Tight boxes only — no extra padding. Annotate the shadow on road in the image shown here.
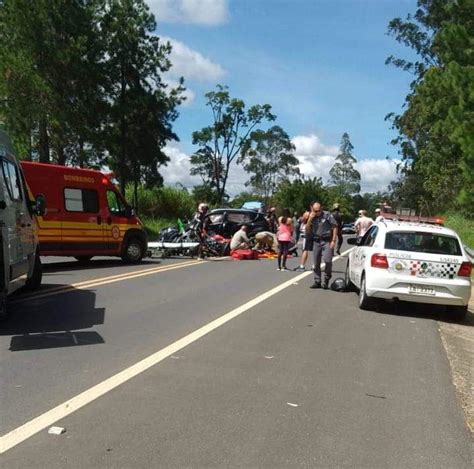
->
[368,299,474,327]
[2,286,105,351]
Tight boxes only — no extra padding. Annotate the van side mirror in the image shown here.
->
[34,194,46,216]
[347,237,359,245]
[124,206,133,218]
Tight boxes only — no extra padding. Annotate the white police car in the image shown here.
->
[345,220,472,320]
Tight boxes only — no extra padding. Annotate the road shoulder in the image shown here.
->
[439,289,474,434]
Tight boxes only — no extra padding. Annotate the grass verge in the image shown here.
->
[142,217,176,239]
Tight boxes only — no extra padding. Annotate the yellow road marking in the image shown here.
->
[12,259,202,303]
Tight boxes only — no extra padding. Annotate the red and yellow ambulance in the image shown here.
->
[21,162,147,263]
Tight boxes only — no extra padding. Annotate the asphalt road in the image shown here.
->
[0,244,472,468]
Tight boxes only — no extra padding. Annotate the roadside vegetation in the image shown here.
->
[444,214,474,249]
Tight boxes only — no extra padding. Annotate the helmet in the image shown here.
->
[330,277,347,292]
[198,203,209,212]
[333,203,340,210]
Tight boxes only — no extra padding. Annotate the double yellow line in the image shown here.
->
[13,259,202,303]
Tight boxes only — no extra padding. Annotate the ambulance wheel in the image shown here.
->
[25,252,42,291]
[75,256,92,263]
[448,305,468,322]
[358,274,376,311]
[122,238,143,263]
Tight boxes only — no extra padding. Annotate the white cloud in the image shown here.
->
[292,134,339,158]
[356,159,399,193]
[160,144,200,188]
[150,0,229,25]
[292,133,398,193]
[163,36,226,82]
[161,136,399,197]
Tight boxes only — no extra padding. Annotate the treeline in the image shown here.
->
[0,0,184,191]
[386,0,473,216]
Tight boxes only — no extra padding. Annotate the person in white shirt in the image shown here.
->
[230,224,251,251]
[355,210,374,239]
[374,208,384,223]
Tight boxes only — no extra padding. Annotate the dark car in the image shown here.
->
[342,223,356,234]
[205,208,270,238]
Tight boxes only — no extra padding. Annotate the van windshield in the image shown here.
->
[385,231,461,256]
[107,190,127,215]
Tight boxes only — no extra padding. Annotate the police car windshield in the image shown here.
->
[385,231,461,256]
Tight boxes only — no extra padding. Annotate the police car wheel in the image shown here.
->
[447,305,468,322]
[122,238,143,263]
[358,275,375,311]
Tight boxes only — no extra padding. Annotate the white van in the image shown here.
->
[0,130,45,319]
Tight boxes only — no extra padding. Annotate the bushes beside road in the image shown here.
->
[444,213,473,249]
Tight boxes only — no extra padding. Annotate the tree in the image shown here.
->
[101,0,185,199]
[386,0,474,214]
[273,176,329,214]
[190,85,276,205]
[0,0,106,164]
[329,133,361,196]
[239,125,299,204]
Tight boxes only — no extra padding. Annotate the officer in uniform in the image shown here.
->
[306,202,338,289]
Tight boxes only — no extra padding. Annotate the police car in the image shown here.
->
[345,220,472,320]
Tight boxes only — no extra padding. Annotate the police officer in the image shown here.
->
[306,201,338,289]
[331,203,343,255]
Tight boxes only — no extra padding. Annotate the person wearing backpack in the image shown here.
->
[306,202,338,289]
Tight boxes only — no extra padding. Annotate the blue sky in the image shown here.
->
[148,0,417,194]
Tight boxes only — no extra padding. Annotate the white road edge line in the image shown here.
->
[0,248,352,454]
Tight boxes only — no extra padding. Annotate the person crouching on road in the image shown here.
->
[276,209,293,271]
[307,202,338,289]
[230,224,251,251]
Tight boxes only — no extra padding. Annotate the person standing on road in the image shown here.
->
[294,209,311,271]
[307,202,338,289]
[331,203,344,255]
[277,209,293,271]
[266,207,278,234]
[355,210,374,240]
[193,202,210,259]
[374,208,384,223]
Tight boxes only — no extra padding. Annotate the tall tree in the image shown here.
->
[190,85,276,205]
[329,132,361,196]
[239,125,299,204]
[386,0,474,214]
[0,0,105,164]
[101,0,185,196]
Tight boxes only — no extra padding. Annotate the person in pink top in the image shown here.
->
[276,209,293,271]
[355,210,374,240]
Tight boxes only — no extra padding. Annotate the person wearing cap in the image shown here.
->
[374,208,384,223]
[331,203,343,255]
[230,224,251,251]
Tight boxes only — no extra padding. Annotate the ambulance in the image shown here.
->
[21,162,147,263]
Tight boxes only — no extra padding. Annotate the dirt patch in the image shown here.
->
[439,290,474,434]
